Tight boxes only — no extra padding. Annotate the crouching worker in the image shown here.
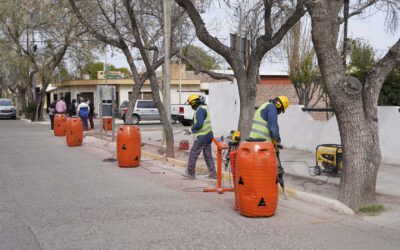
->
[183,94,217,179]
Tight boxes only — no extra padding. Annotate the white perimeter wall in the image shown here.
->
[208,81,240,137]
[207,82,399,164]
[280,105,400,165]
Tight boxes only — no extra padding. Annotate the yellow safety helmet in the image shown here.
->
[187,94,200,105]
[275,96,290,113]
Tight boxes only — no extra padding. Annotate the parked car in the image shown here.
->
[171,104,193,126]
[0,99,17,120]
[120,100,160,124]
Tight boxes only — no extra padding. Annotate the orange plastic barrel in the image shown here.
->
[54,114,67,136]
[236,140,278,217]
[230,150,239,210]
[66,117,83,147]
[117,125,141,167]
[103,117,112,131]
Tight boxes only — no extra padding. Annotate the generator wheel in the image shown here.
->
[314,166,322,175]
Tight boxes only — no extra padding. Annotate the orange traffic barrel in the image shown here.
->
[103,117,112,131]
[66,117,83,147]
[117,125,141,167]
[236,139,278,217]
[54,114,67,136]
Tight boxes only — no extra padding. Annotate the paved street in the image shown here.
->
[1,120,400,249]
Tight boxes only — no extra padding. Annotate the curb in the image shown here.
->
[142,146,355,215]
[84,135,356,216]
[19,117,50,125]
[283,187,354,215]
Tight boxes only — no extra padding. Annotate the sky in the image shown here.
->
[105,3,399,73]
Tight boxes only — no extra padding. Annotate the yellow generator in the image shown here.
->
[313,144,343,176]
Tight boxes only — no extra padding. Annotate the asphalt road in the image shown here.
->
[1,120,399,249]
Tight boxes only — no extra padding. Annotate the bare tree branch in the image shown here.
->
[177,53,234,81]
[339,0,379,23]
[175,0,237,68]
[366,38,400,93]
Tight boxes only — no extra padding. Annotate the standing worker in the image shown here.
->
[249,96,289,143]
[68,99,77,117]
[249,95,290,184]
[87,99,95,130]
[48,100,57,130]
[77,98,90,131]
[55,97,67,114]
[183,94,216,179]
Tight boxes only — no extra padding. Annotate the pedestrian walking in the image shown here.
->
[68,99,77,117]
[55,97,67,114]
[88,99,95,129]
[183,94,216,179]
[48,100,57,130]
[77,98,90,131]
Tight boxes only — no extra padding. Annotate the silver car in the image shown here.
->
[0,99,17,120]
[121,100,160,124]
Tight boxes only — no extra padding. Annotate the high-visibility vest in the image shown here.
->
[193,105,213,138]
[249,102,272,141]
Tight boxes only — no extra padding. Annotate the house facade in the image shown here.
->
[48,64,207,113]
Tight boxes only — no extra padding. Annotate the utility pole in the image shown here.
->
[163,0,172,123]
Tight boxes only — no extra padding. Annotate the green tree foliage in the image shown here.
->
[348,40,375,83]
[289,52,322,108]
[82,62,130,79]
[182,45,219,70]
[379,68,400,106]
[83,62,104,79]
[348,40,400,106]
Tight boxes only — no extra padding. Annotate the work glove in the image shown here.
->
[184,129,192,135]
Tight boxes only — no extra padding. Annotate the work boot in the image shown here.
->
[207,171,217,179]
[182,169,195,179]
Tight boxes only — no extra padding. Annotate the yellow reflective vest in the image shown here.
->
[249,102,271,141]
[193,106,212,138]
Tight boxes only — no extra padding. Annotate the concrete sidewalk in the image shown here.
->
[279,148,400,198]
[138,126,400,197]
[27,116,398,200]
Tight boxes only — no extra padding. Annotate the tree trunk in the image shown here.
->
[125,81,143,124]
[237,75,257,138]
[335,103,380,209]
[306,1,382,210]
[149,75,174,158]
[16,88,27,116]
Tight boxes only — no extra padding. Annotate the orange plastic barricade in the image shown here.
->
[117,125,141,167]
[203,138,234,194]
[230,150,239,210]
[103,117,112,131]
[66,117,83,147]
[236,140,278,217]
[54,114,67,136]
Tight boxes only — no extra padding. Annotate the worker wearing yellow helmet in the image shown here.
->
[183,93,216,179]
[249,96,289,143]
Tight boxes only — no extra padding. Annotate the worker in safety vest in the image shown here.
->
[249,96,289,187]
[183,94,216,179]
[249,96,290,143]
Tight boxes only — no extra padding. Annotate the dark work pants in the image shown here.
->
[79,115,88,130]
[49,115,55,130]
[88,114,94,129]
[187,139,216,176]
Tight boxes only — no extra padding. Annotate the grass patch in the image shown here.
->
[357,204,385,215]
